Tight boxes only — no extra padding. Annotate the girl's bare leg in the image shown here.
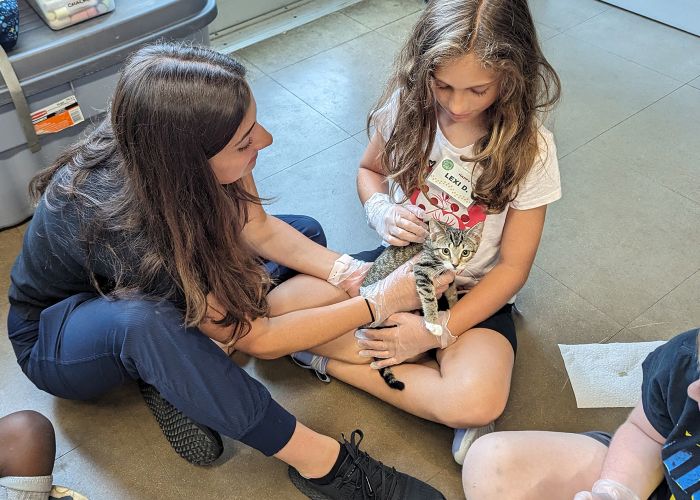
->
[325,328,514,428]
[267,275,369,364]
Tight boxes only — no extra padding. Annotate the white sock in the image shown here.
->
[0,475,52,500]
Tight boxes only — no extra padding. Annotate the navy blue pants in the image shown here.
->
[6,215,326,457]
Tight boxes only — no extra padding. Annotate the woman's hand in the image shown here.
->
[360,258,454,325]
[574,480,641,500]
[364,193,428,246]
[326,254,372,297]
[355,311,456,369]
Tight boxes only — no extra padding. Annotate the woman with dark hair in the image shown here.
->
[6,43,446,500]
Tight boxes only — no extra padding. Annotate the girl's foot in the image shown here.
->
[290,351,331,383]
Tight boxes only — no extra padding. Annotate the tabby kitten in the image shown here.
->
[360,219,483,390]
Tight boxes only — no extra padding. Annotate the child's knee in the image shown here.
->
[437,389,507,428]
[0,411,56,475]
[462,433,516,499]
[0,411,55,447]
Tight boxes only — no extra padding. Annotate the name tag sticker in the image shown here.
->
[426,158,473,207]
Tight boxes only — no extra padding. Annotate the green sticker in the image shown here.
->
[441,159,454,170]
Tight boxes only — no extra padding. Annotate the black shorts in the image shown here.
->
[583,432,670,500]
[353,245,517,355]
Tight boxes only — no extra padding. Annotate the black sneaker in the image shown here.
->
[138,380,223,466]
[288,429,445,500]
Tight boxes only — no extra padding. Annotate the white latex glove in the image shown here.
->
[355,310,457,369]
[327,254,372,297]
[574,480,641,500]
[360,259,454,326]
[364,192,428,246]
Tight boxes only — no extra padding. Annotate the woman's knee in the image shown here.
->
[0,411,55,444]
[0,411,55,476]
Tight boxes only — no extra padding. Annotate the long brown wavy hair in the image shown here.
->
[29,43,270,341]
[369,0,561,212]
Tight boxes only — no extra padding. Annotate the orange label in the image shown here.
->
[32,96,84,135]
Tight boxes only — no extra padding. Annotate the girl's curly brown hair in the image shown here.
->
[370,0,561,213]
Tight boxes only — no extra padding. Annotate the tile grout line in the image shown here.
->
[560,30,687,85]
[247,25,368,145]
[343,6,424,32]
[266,68,365,137]
[617,268,700,332]
[257,135,356,183]
[241,12,374,75]
[548,6,610,34]
[425,469,443,484]
[584,142,700,208]
[531,263,625,333]
[55,444,80,462]
[551,28,685,87]
[556,81,686,162]
[556,5,700,84]
[263,28,387,82]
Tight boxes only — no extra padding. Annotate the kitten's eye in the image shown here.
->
[461,249,472,257]
[441,248,450,255]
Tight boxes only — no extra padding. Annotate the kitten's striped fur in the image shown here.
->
[361,220,484,390]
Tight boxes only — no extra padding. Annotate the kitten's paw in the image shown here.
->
[425,321,443,336]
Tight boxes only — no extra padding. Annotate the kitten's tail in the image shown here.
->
[379,366,405,391]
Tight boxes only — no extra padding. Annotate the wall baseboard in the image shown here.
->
[210,0,362,54]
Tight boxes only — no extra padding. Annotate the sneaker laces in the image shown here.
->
[339,430,399,499]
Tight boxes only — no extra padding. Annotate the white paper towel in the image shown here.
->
[559,341,666,408]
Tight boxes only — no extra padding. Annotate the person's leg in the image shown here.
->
[274,246,387,367]
[324,327,514,428]
[0,411,54,500]
[282,423,445,500]
[462,431,609,500]
[0,411,55,478]
[16,294,297,454]
[8,295,445,498]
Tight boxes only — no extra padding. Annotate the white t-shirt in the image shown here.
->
[374,95,562,293]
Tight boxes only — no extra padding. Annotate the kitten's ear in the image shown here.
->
[466,222,484,245]
[428,219,446,241]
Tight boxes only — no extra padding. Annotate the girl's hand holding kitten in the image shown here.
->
[356,310,457,369]
[361,259,454,326]
[364,192,429,246]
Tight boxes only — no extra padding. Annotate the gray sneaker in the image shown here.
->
[451,422,495,465]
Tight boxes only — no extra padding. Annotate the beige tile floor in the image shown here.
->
[2,0,700,498]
